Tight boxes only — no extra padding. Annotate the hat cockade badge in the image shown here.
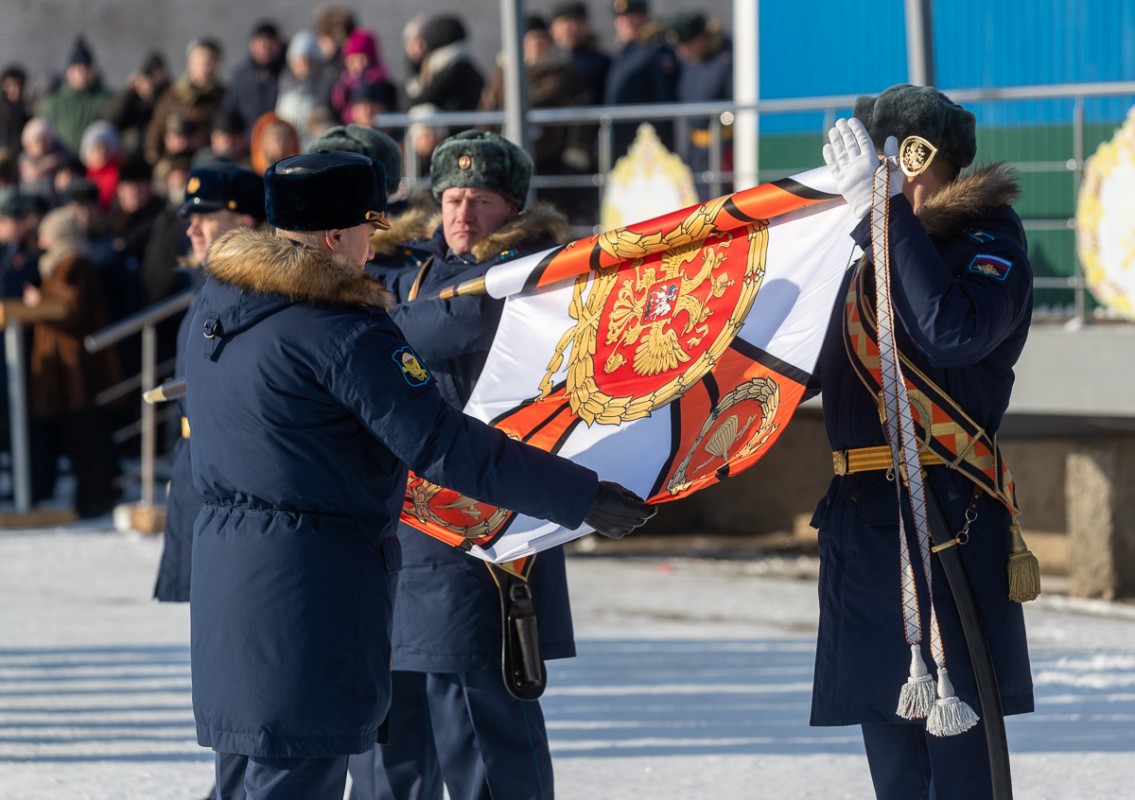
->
[899,135,939,178]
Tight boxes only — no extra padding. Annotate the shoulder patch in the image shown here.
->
[391,345,431,387]
[966,254,1014,282]
[962,228,996,244]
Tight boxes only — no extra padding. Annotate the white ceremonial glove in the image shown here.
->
[822,118,902,219]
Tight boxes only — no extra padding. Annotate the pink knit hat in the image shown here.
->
[342,29,380,65]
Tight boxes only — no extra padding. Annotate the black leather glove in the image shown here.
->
[583,481,656,540]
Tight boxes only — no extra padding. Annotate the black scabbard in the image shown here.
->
[490,566,547,701]
[924,487,1014,800]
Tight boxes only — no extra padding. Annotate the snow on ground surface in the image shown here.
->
[2,522,1134,799]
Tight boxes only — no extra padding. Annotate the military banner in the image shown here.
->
[401,167,858,563]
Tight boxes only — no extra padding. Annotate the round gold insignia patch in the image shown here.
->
[458,154,473,170]
[186,177,201,194]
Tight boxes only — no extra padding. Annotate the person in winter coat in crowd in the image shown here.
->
[223,20,287,132]
[354,130,581,800]
[25,206,121,516]
[145,38,225,164]
[39,37,114,156]
[18,117,68,201]
[275,30,327,149]
[480,14,593,220]
[405,14,485,168]
[603,0,678,157]
[667,11,733,200]
[312,4,357,108]
[0,65,30,155]
[248,111,300,175]
[0,188,40,297]
[183,149,653,799]
[78,120,123,212]
[329,28,389,124]
[106,51,171,158]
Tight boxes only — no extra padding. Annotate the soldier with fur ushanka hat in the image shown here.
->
[808,84,1035,800]
[185,148,651,800]
[353,131,588,799]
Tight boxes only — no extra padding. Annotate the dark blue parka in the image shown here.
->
[184,228,597,758]
[809,165,1035,726]
[366,205,579,673]
[604,35,678,154]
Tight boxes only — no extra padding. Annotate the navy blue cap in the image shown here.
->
[179,163,266,221]
[264,150,388,232]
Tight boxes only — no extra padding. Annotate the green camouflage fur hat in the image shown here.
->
[853,84,977,169]
[430,130,532,210]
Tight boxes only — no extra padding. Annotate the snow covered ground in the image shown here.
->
[1,522,1134,799]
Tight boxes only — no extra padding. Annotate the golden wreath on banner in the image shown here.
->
[1075,105,1135,320]
[539,198,770,425]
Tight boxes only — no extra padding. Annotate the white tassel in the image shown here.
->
[926,666,980,737]
[896,644,935,720]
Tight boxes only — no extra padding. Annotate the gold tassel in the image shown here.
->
[1007,518,1040,603]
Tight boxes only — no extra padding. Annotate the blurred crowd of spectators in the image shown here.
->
[0,1,734,514]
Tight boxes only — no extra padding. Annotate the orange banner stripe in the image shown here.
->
[532,183,831,290]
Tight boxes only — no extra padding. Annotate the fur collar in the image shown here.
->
[370,201,574,263]
[206,227,392,309]
[370,205,437,257]
[916,162,1021,239]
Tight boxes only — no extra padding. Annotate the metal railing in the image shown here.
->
[0,299,66,513]
[379,80,1135,323]
[84,288,194,514]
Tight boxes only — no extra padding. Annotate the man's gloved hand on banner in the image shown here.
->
[823,118,902,219]
[584,481,656,539]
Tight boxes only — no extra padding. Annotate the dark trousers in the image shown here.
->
[861,721,995,800]
[214,752,349,800]
[31,408,120,517]
[348,669,553,800]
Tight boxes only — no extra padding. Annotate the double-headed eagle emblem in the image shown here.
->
[540,197,769,425]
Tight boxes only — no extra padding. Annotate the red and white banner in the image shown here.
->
[401,167,858,563]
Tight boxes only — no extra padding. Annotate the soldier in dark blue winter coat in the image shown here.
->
[812,86,1034,799]
[353,131,579,800]
[667,11,733,200]
[185,150,653,800]
[603,0,678,156]
[152,162,264,603]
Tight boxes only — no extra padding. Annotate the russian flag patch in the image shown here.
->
[966,254,1013,282]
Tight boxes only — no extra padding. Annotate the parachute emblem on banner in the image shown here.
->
[666,375,781,494]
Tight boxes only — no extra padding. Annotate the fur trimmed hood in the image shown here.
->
[370,201,574,263]
[206,227,392,309]
[917,162,1021,239]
